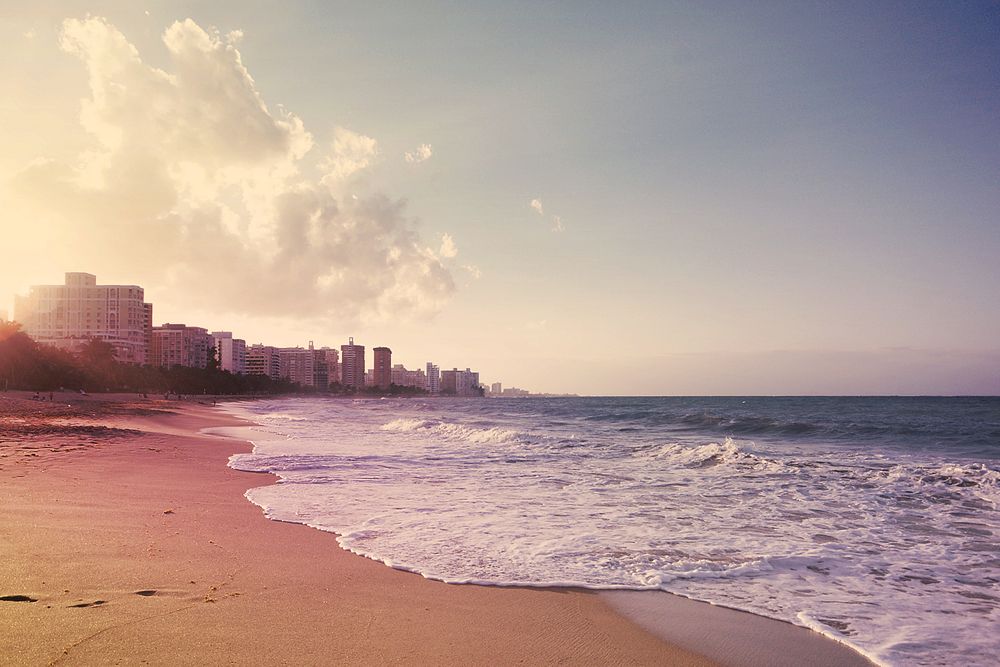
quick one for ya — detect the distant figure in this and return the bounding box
[49,392,54,401]
[32,391,40,400]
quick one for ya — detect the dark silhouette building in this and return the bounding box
[373,346,392,389]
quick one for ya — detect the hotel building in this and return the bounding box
[14,272,152,364]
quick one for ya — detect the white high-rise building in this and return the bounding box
[14,272,152,364]
[425,362,440,394]
[212,331,247,375]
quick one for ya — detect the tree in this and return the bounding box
[205,345,221,372]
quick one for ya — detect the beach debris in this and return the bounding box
[0,594,37,603]
[163,509,174,514]
[134,590,157,597]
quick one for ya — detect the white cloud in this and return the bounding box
[11,17,454,324]
[439,233,458,258]
[461,264,482,280]
[529,198,564,232]
[23,30,37,40]
[320,127,378,185]
[404,143,433,164]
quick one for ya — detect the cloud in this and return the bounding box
[23,30,37,40]
[529,198,564,232]
[10,17,454,324]
[439,233,458,258]
[320,127,378,185]
[461,264,482,280]
[404,143,433,164]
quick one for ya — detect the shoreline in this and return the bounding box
[1,392,871,665]
[217,400,873,667]
[1,393,709,665]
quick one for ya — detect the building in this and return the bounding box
[14,272,152,364]
[391,364,428,390]
[247,344,280,380]
[490,382,502,396]
[150,323,214,368]
[142,303,153,362]
[425,362,440,394]
[373,347,392,389]
[441,368,481,397]
[278,342,328,388]
[320,347,340,385]
[212,331,247,375]
[341,337,365,389]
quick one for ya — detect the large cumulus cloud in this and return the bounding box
[13,17,455,322]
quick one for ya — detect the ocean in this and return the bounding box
[223,396,999,666]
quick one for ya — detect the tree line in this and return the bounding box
[0,322,428,396]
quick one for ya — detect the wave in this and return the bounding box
[635,438,785,471]
[380,417,536,446]
[875,462,1000,505]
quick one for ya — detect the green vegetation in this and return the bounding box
[0,322,294,395]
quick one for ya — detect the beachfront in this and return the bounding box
[0,393,870,666]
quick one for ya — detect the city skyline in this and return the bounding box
[2,3,998,395]
[11,271,491,394]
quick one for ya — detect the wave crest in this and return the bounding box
[637,437,784,471]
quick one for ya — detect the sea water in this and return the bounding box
[225,396,999,666]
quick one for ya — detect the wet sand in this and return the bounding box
[0,392,870,665]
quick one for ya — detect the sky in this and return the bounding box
[1,1,998,395]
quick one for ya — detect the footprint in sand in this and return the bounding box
[1,595,37,603]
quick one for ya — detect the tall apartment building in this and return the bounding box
[247,344,281,380]
[340,337,365,389]
[373,347,392,389]
[150,324,214,368]
[490,382,502,396]
[278,342,328,388]
[320,347,340,385]
[441,368,481,397]
[212,331,247,375]
[425,362,441,394]
[14,272,152,364]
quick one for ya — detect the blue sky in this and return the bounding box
[1,2,998,393]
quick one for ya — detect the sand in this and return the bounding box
[0,392,870,665]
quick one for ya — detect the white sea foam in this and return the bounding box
[226,397,1000,667]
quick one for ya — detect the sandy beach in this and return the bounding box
[0,393,870,666]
